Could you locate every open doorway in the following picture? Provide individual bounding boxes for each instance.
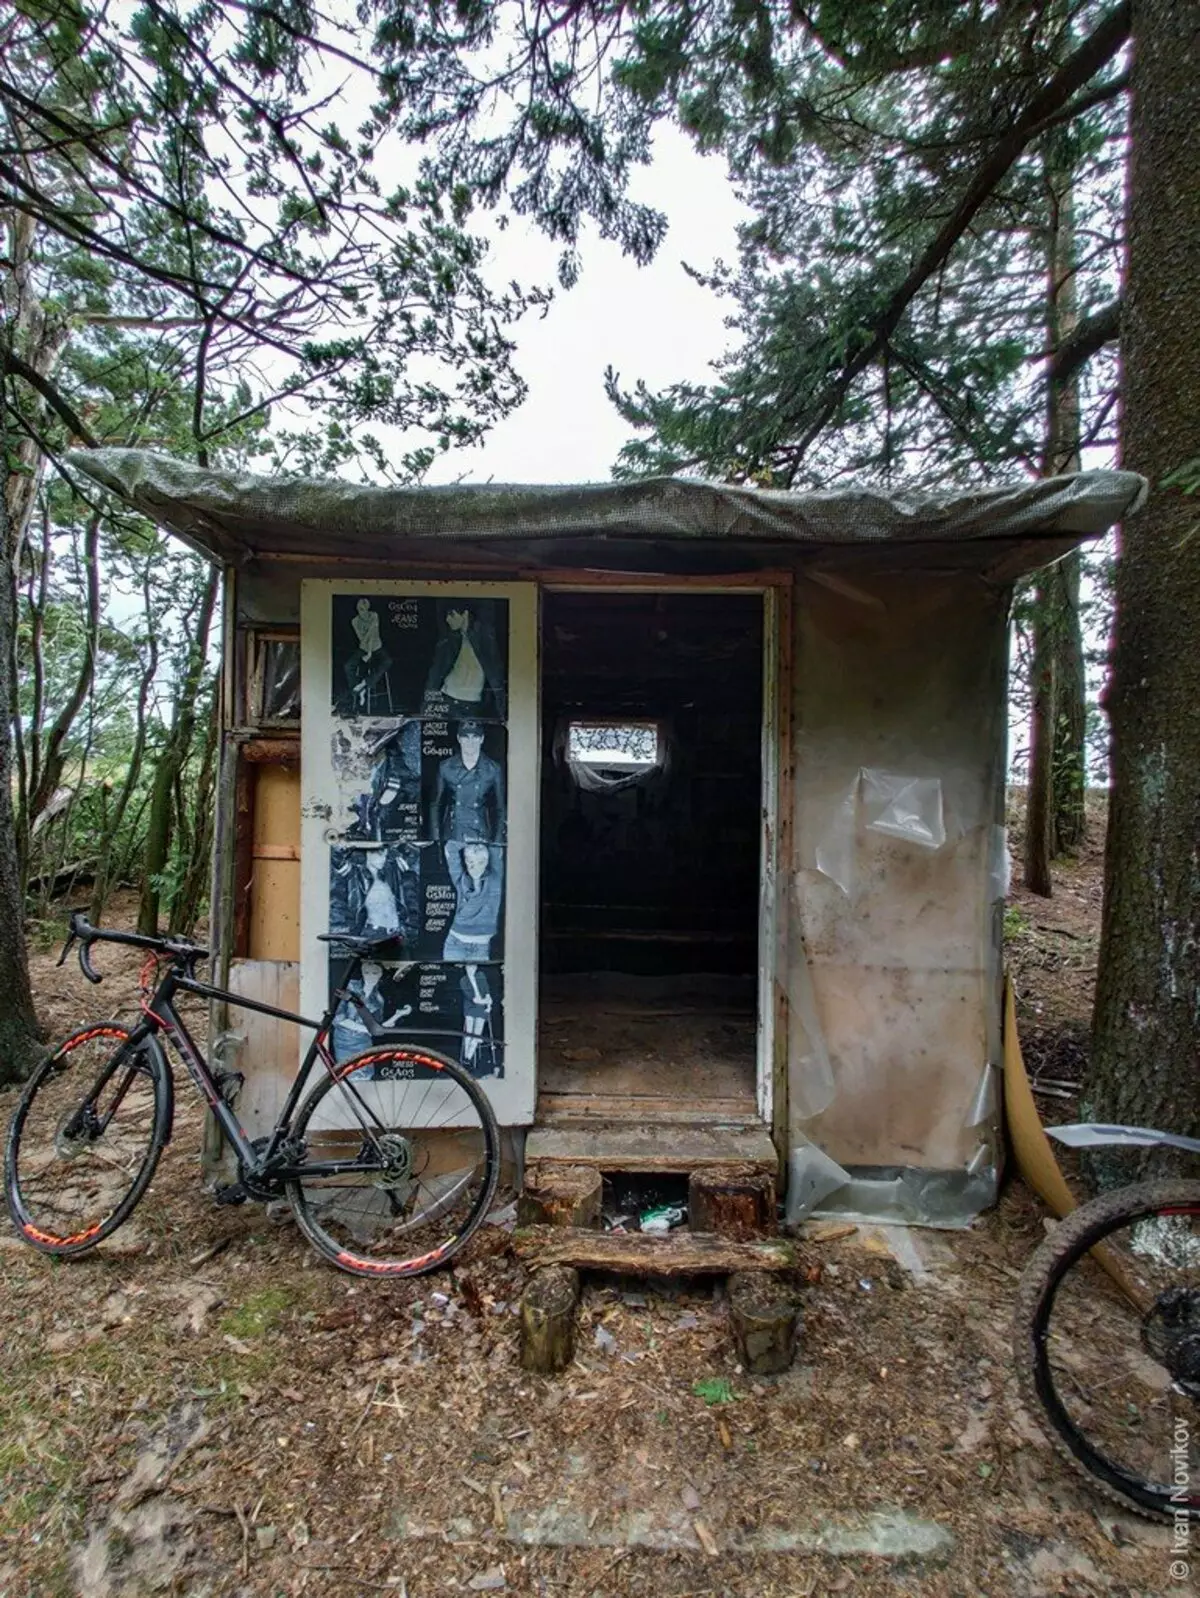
[538,590,765,1120]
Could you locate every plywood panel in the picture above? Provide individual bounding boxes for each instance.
[788,571,1008,1189]
[249,764,301,960]
[225,959,301,1142]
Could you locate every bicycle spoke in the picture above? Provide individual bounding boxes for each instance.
[5,1027,166,1254]
[286,1046,498,1277]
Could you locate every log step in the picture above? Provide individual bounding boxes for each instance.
[524,1120,778,1176]
[513,1225,799,1276]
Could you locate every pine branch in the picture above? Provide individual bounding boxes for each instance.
[1047,298,1122,384]
[3,351,99,447]
[774,2,1132,479]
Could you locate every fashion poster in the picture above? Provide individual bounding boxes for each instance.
[420,720,507,842]
[302,578,535,1128]
[326,958,505,1079]
[331,595,509,721]
[328,841,505,963]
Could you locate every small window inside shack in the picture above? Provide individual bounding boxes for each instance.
[247,629,301,724]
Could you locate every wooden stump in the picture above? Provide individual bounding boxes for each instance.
[728,1271,799,1375]
[518,1164,603,1230]
[689,1164,776,1239]
[519,1266,580,1374]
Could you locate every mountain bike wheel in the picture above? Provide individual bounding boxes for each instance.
[5,1024,171,1257]
[286,1045,500,1278]
[1014,1179,1200,1521]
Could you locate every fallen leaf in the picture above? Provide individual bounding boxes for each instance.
[467,1566,506,1592]
[692,1518,719,1557]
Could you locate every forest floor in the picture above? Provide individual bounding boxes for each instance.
[0,808,1179,1598]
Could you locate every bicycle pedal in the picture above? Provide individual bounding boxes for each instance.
[213,1182,248,1207]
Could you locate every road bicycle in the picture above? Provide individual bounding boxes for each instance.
[4,912,500,1279]
[1013,1122,1200,1521]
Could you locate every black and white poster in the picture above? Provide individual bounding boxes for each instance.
[326,956,505,1079]
[304,580,535,1127]
[325,717,508,846]
[328,841,505,963]
[331,595,509,721]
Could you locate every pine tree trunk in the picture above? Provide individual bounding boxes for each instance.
[1051,550,1087,854]
[1026,145,1087,890]
[1044,168,1086,857]
[1087,0,1200,1179]
[138,566,219,935]
[0,334,45,1083]
[1023,591,1056,897]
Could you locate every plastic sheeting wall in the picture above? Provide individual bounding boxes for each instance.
[786,569,1009,1226]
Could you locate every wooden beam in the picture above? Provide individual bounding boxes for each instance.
[513,1227,799,1275]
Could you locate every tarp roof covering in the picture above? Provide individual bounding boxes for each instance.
[66,448,1144,568]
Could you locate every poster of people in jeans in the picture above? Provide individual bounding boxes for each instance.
[331,595,508,720]
[326,960,505,1077]
[307,583,530,1111]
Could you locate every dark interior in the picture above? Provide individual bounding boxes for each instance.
[539,591,763,977]
[538,591,763,1106]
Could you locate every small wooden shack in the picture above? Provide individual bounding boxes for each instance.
[70,451,1143,1225]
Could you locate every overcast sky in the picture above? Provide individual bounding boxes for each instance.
[424,126,749,488]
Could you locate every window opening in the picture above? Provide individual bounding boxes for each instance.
[247,628,300,723]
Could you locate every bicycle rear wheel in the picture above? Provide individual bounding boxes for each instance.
[286,1045,500,1278]
[1014,1179,1200,1521]
[5,1024,171,1256]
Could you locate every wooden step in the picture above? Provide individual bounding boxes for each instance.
[514,1225,798,1276]
[524,1120,778,1175]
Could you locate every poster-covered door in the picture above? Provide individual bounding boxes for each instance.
[300,580,538,1125]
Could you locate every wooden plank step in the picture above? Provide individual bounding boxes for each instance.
[513,1226,798,1276]
[524,1120,777,1175]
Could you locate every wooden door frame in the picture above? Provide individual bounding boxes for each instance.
[539,573,792,1141]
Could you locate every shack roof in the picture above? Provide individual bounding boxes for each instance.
[66,448,1144,573]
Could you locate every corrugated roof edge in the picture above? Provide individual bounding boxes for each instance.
[64,448,1146,561]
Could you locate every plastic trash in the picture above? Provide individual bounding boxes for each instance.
[641,1205,686,1235]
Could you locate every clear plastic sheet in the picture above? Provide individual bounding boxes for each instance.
[260,638,300,720]
[785,570,1010,1227]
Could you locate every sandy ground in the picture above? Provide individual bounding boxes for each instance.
[0,817,1178,1597]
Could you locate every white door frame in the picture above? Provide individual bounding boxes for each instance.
[541,578,785,1128]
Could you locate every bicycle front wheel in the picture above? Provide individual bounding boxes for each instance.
[1014,1179,1200,1521]
[286,1045,500,1278]
[5,1024,171,1256]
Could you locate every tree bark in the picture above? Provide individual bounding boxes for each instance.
[138,563,219,934]
[1024,587,1056,897]
[1026,144,1087,892]
[0,329,45,1083]
[1087,0,1200,1179]
[1044,166,1087,856]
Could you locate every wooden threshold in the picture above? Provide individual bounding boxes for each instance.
[536,1091,760,1126]
[525,1120,778,1174]
[513,1227,797,1276]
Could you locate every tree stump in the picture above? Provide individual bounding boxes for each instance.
[689,1164,776,1239]
[519,1266,580,1374]
[728,1271,799,1375]
[518,1163,602,1230]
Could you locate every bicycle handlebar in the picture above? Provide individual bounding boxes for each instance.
[59,909,210,985]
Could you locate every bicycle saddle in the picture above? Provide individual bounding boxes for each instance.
[317,931,408,958]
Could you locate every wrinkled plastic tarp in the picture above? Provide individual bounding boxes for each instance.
[64,448,1145,566]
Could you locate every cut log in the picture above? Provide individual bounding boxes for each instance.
[518,1163,602,1230]
[513,1226,798,1276]
[728,1271,800,1375]
[519,1265,580,1374]
[688,1163,776,1239]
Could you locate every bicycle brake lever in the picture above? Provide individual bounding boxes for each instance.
[56,931,76,969]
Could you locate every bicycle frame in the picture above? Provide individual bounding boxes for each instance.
[130,961,394,1182]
